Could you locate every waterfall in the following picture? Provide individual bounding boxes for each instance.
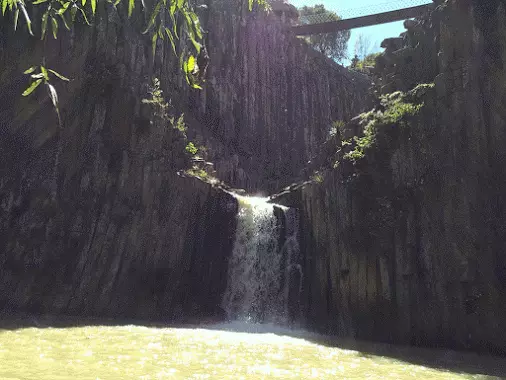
[222,196,301,325]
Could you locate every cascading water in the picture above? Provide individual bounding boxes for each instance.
[222,196,301,325]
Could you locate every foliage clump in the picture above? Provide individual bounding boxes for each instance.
[298,4,350,62]
[342,92,423,164]
[350,52,381,74]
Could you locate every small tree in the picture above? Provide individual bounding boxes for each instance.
[298,4,350,62]
[354,33,375,60]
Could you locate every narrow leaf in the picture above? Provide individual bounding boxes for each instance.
[189,34,201,55]
[23,66,37,74]
[40,65,49,80]
[46,83,58,108]
[30,73,45,79]
[41,11,48,39]
[91,0,95,14]
[2,0,8,16]
[48,69,70,81]
[190,11,202,39]
[158,24,164,40]
[128,0,134,17]
[77,6,90,24]
[59,13,70,29]
[151,32,158,62]
[46,83,61,123]
[57,1,70,14]
[17,1,33,35]
[81,0,86,6]
[22,79,43,96]
[142,0,161,34]
[164,27,176,54]
[32,0,48,4]
[51,16,58,39]
[13,8,19,31]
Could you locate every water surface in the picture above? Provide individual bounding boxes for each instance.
[0,322,501,379]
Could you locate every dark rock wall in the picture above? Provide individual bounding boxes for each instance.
[0,9,239,321]
[181,0,370,192]
[276,0,506,354]
[0,0,368,320]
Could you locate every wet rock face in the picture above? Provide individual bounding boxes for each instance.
[277,0,506,354]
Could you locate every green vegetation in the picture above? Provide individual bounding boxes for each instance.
[343,92,423,164]
[298,4,350,62]
[310,170,324,183]
[350,52,381,73]
[185,142,198,155]
[1,0,267,114]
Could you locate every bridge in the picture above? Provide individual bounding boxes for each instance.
[291,0,434,36]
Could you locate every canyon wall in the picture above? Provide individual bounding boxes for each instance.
[186,0,370,192]
[0,0,366,320]
[274,0,506,354]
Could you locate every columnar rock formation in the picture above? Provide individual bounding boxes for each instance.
[273,0,506,354]
[187,0,370,192]
[0,1,366,320]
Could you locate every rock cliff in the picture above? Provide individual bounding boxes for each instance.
[273,0,506,354]
[0,0,366,321]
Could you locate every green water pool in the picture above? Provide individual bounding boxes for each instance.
[0,324,501,379]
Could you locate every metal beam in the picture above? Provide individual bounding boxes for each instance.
[292,4,433,36]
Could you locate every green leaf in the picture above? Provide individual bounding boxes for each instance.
[128,0,134,17]
[30,73,46,79]
[81,0,86,6]
[187,55,195,73]
[48,69,70,81]
[77,6,90,24]
[191,37,201,55]
[190,12,202,39]
[248,0,253,11]
[51,16,58,38]
[17,1,33,35]
[164,27,176,54]
[41,11,48,39]
[13,8,19,31]
[23,66,37,74]
[40,65,49,80]
[177,0,183,8]
[59,13,70,29]
[142,0,161,34]
[2,0,8,16]
[32,0,48,4]
[90,0,95,14]
[22,79,43,96]
[158,24,164,40]
[151,32,158,62]
[57,1,70,14]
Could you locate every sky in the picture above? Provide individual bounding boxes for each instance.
[289,0,432,63]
